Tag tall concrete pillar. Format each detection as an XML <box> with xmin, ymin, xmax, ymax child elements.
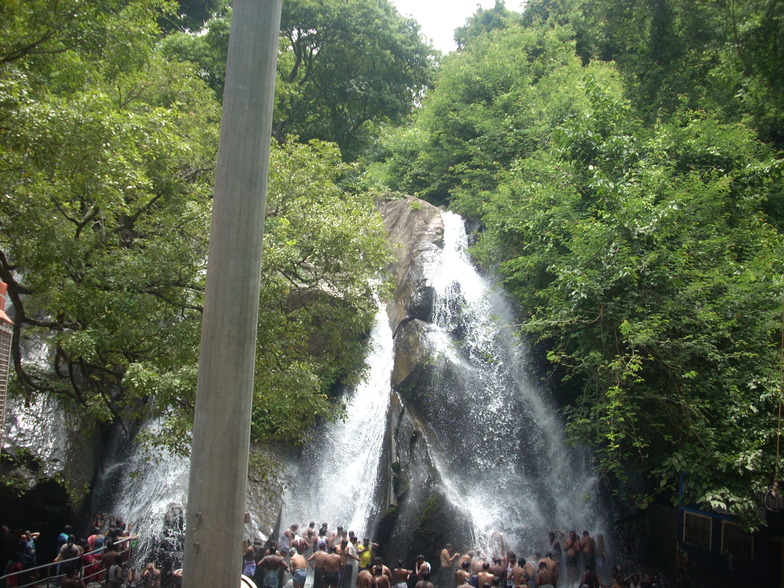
<box><xmin>182</xmin><ymin>1</ymin><xmax>282</xmax><ymax>586</ymax></box>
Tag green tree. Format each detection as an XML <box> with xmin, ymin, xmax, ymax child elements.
<box><xmin>162</xmin><ymin>0</ymin><xmax>436</xmax><ymax>161</ymax></box>
<box><xmin>0</xmin><ymin>0</ymin><xmax>392</xmax><ymax>453</ymax></box>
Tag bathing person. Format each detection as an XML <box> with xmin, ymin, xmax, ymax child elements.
<box><xmin>243</xmin><ymin>542</ymin><xmax>257</xmax><ymax>578</ymax></box>
<box><xmin>476</xmin><ymin>562</ymin><xmax>494</xmax><ymax>588</ymax></box>
<box><xmin>538</xmin><ymin>553</ymin><xmax>558</xmax><ymax>586</ymax></box>
<box><xmin>581</xmin><ymin>531</ymin><xmax>596</xmax><ymax>571</ymax></box>
<box><xmin>290</xmin><ymin>548</ymin><xmax>308</xmax><ymax>588</ymax></box>
<box><xmin>322</xmin><ymin>545</ymin><xmax>343</xmax><ymax>588</ymax></box>
<box><xmin>394</xmin><ymin>559</ymin><xmax>413</xmax><ymax>588</ymax></box>
<box><xmin>563</xmin><ymin>530</ymin><xmax>581</xmax><ymax>588</ymax></box>
<box><xmin>357</xmin><ymin>569</ymin><xmax>374</xmax><ymax>588</ymax></box>
<box><xmin>456</xmin><ymin>559</ymin><xmax>472</xmax><ymax>587</ymax></box>
<box><xmin>310</xmin><ymin>541</ymin><xmax>330</xmax><ymax>588</ymax></box>
<box><xmin>141</xmin><ymin>561</ymin><xmax>162</xmax><ymax>588</ymax></box>
<box><xmin>535</xmin><ymin>562</ymin><xmax>555</xmax><ymax>588</ymax></box>
<box><xmin>416</xmin><ymin>572</ymin><xmax>435</xmax><ymax>588</ymax></box>
<box><xmin>259</xmin><ymin>545</ymin><xmax>288</xmax><ymax>588</ymax></box>
<box><xmin>547</xmin><ymin>531</ymin><xmax>563</xmax><ymax>567</ymax></box>
<box><xmin>440</xmin><ymin>544</ymin><xmax>461</xmax><ymax>588</ymax></box>
<box><xmin>488</xmin><ymin>557</ymin><xmax>505</xmax><ymax>588</ymax></box>
<box><xmin>415</xmin><ymin>555</ymin><xmax>432</xmax><ymax>582</ymax></box>
<box><xmin>339</xmin><ymin>538</ymin><xmax>360</xmax><ymax>588</ymax></box>
<box><xmin>373</xmin><ymin>562</ymin><xmax>392</xmax><ymax>588</ymax></box>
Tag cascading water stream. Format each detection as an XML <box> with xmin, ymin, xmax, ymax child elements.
<box><xmin>282</xmin><ymin>306</ymin><xmax>394</xmax><ymax>536</ymax></box>
<box><xmin>417</xmin><ymin>210</ymin><xmax>606</xmax><ymax>554</ymax></box>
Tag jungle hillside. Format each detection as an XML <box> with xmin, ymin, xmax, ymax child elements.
<box><xmin>2</xmin><ymin>0</ymin><xmax>784</xmax><ymax>528</ymax></box>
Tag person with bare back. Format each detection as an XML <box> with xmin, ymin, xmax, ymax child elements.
<box><xmin>290</xmin><ymin>548</ymin><xmax>308</xmax><ymax>588</ymax></box>
<box><xmin>323</xmin><ymin>545</ymin><xmax>343</xmax><ymax>588</ymax></box>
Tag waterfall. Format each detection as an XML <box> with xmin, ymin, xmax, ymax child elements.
<box><xmin>282</xmin><ymin>306</ymin><xmax>394</xmax><ymax>537</ymax></box>
<box><xmin>90</xmin><ymin>421</ymin><xmax>188</xmax><ymax>571</ymax></box>
<box><xmin>418</xmin><ymin>210</ymin><xmax>606</xmax><ymax>554</ymax></box>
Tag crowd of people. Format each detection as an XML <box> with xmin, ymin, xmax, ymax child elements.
<box><xmin>0</xmin><ymin>516</ymin><xmax>166</xmax><ymax>588</ymax></box>
<box><xmin>242</xmin><ymin>523</ymin><xmax>675</xmax><ymax>588</ymax></box>
<box><xmin>0</xmin><ymin>517</ymin><xmax>672</xmax><ymax>588</ymax></box>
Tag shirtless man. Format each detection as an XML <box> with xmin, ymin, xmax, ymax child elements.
<box><xmin>141</xmin><ymin>562</ymin><xmax>162</xmax><ymax>588</ymax></box>
<box><xmin>323</xmin><ymin>546</ymin><xmax>343</xmax><ymax>588</ymax></box>
<box><xmin>290</xmin><ymin>548</ymin><xmax>308</xmax><ymax>588</ymax></box>
<box><xmin>415</xmin><ymin>555</ymin><xmax>432</xmax><ymax>582</ymax></box>
<box><xmin>394</xmin><ymin>559</ymin><xmax>413</xmax><ymax>588</ymax></box>
<box><xmin>477</xmin><ymin>562</ymin><xmax>494</xmax><ymax>588</ymax></box>
<box><xmin>507</xmin><ymin>560</ymin><xmax>526</xmax><ymax>588</ymax></box>
<box><xmin>488</xmin><ymin>557</ymin><xmax>505</xmax><ymax>588</ymax></box>
<box><xmin>339</xmin><ymin>538</ymin><xmax>360</xmax><ymax>588</ymax></box>
<box><xmin>535</xmin><ymin>562</ymin><xmax>555</xmax><ymax>588</ymax></box>
<box><xmin>563</xmin><ymin>530</ymin><xmax>581</xmax><ymax>588</ymax></box>
<box><xmin>259</xmin><ymin>546</ymin><xmax>288</xmax><ymax>588</ymax></box>
<box><xmin>538</xmin><ymin>553</ymin><xmax>558</xmax><ymax>586</ymax></box>
<box><xmin>455</xmin><ymin>560</ymin><xmax>472</xmax><ymax>588</ymax></box>
<box><xmin>547</xmin><ymin>531</ymin><xmax>564</xmax><ymax>567</ymax></box>
<box><xmin>372</xmin><ymin>563</ymin><xmax>392</xmax><ymax>588</ymax></box>
<box><xmin>519</xmin><ymin>559</ymin><xmax>536</xmax><ymax>584</ymax></box>
<box><xmin>310</xmin><ymin>543</ymin><xmax>330</xmax><ymax>588</ymax></box>
<box><xmin>581</xmin><ymin>531</ymin><xmax>596</xmax><ymax>572</ymax></box>
<box><xmin>357</xmin><ymin>569</ymin><xmax>374</xmax><ymax>588</ymax></box>
<box><xmin>440</xmin><ymin>544</ymin><xmax>460</xmax><ymax>588</ymax></box>
<box><xmin>416</xmin><ymin>572</ymin><xmax>435</xmax><ymax>588</ymax></box>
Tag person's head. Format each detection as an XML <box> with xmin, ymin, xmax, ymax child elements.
<box><xmin>291</xmin><ymin>524</ymin><xmax>299</xmax><ymax>532</ymax></box>
<box><xmin>569</xmin><ymin>530</ymin><xmax>577</xmax><ymax>538</ymax></box>
<box><xmin>341</xmin><ymin>539</ymin><xmax>348</xmax><ymax>547</ymax></box>
<box><xmin>373</xmin><ymin>565</ymin><xmax>383</xmax><ymax>576</ymax></box>
<box><xmin>309</xmin><ymin>522</ymin><xmax>316</xmax><ymax>528</ymax></box>
<box><xmin>64</xmin><ymin>525</ymin><xmax>72</xmax><ymax>533</ymax></box>
<box><xmin>66</xmin><ymin>534</ymin><xmax>75</xmax><ymax>545</ymax></box>
<box><xmin>446</xmin><ymin>543</ymin><xmax>453</xmax><ymax>550</ymax></box>
<box><xmin>539</xmin><ymin>562</ymin><xmax>547</xmax><ymax>570</ymax></box>
<box><xmin>545</xmin><ymin>552</ymin><xmax>552</xmax><ymax>559</ymax></box>
<box><xmin>350</xmin><ymin>536</ymin><xmax>358</xmax><ymax>544</ymax></box>
<box><xmin>416</xmin><ymin>555</ymin><xmax>425</xmax><ymax>563</ymax></box>
<box><xmin>583</xmin><ymin>530</ymin><xmax>589</xmax><ymax>537</ymax></box>
<box><xmin>548</xmin><ymin>531</ymin><xmax>555</xmax><ymax>541</ymax></box>
<box><xmin>290</xmin><ymin>548</ymin><xmax>297</xmax><ymax>557</ymax></box>
<box><xmin>363</xmin><ymin>537</ymin><xmax>370</xmax><ymax>545</ymax></box>
<box><xmin>492</xmin><ymin>557</ymin><xmax>500</xmax><ymax>565</ymax></box>
<box><xmin>597</xmin><ymin>533</ymin><xmax>604</xmax><ymax>542</ymax></box>
<box><xmin>462</xmin><ymin>560</ymin><xmax>470</xmax><ymax>569</ymax></box>
<box><xmin>330</xmin><ymin>545</ymin><xmax>337</xmax><ymax>554</ymax></box>
<box><xmin>482</xmin><ymin>562</ymin><xmax>489</xmax><ymax>570</ymax></box>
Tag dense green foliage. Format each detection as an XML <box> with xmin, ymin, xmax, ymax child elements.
<box><xmin>0</xmin><ymin>0</ymin><xmax>393</xmax><ymax>452</ymax></box>
<box><xmin>374</xmin><ymin>1</ymin><xmax>784</xmax><ymax>524</ymax></box>
<box><xmin>162</xmin><ymin>0</ymin><xmax>436</xmax><ymax>161</ymax></box>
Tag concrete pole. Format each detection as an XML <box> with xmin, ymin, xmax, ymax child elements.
<box><xmin>182</xmin><ymin>1</ymin><xmax>282</xmax><ymax>586</ymax></box>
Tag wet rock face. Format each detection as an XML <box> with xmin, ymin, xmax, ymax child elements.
<box><xmin>377</xmin><ymin>197</ymin><xmax>473</xmax><ymax>563</ymax></box>
<box><xmin>378</xmin><ymin>196</ymin><xmax>443</xmax><ymax>337</ymax></box>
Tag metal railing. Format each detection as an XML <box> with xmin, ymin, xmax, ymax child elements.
<box><xmin>0</xmin><ymin>535</ymin><xmax>134</xmax><ymax>587</ymax></box>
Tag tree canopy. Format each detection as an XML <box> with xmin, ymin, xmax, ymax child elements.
<box><xmin>374</xmin><ymin>0</ymin><xmax>784</xmax><ymax>525</ymax></box>
<box><xmin>0</xmin><ymin>0</ymin><xmax>391</xmax><ymax>453</ymax></box>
